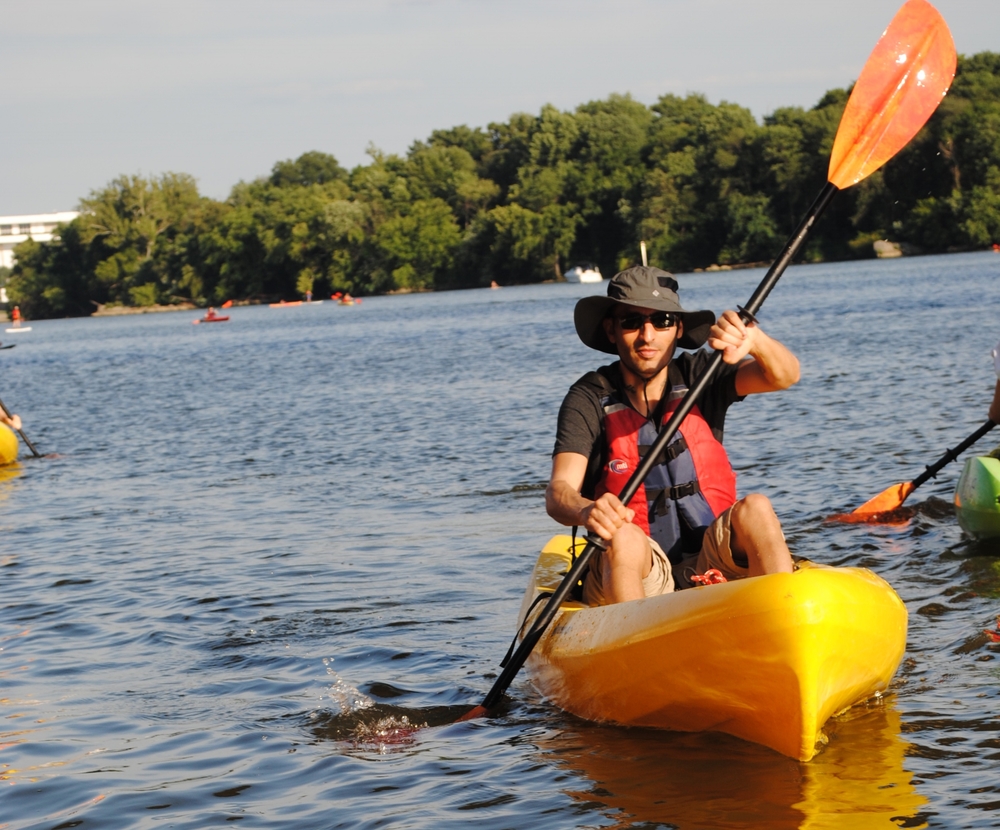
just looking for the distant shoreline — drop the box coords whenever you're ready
[6,247,995,322]
[91,302,198,317]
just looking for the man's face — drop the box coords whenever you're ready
[602,305,684,380]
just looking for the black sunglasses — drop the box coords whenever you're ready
[615,311,679,331]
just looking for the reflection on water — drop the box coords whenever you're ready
[536,698,925,830]
[800,703,927,830]
[0,460,21,489]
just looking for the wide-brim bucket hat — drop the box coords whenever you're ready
[574,266,716,354]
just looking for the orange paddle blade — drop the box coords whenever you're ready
[851,480,916,515]
[828,0,956,189]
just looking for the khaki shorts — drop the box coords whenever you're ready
[581,505,750,605]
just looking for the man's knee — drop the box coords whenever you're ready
[605,523,651,570]
[732,493,779,530]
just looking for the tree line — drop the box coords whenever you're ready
[9,52,1000,318]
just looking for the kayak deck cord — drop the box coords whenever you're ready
[499,591,553,668]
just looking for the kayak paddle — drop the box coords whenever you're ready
[835,419,997,520]
[0,394,41,458]
[458,0,956,722]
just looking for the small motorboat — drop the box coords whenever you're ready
[563,263,603,284]
[516,535,907,761]
[954,454,1000,539]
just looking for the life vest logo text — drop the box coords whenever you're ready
[609,459,629,474]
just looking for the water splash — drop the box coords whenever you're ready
[322,657,374,714]
[311,659,431,750]
[350,715,425,749]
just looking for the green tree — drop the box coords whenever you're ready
[372,197,462,291]
[565,94,653,273]
[404,144,499,227]
[639,94,760,270]
[200,174,354,301]
[270,151,348,187]
[76,173,213,305]
[7,223,96,317]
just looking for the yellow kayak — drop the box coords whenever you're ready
[517,535,907,761]
[0,423,18,465]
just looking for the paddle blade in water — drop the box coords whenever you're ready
[828,0,956,189]
[826,482,915,523]
[854,481,915,515]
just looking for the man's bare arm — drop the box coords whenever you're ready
[546,452,634,540]
[708,310,800,396]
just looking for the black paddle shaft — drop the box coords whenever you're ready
[0,394,41,458]
[910,418,997,490]
[477,181,840,712]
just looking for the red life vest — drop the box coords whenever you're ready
[592,370,737,563]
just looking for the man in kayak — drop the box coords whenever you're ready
[545,265,800,605]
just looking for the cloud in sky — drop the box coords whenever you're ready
[1,0,996,214]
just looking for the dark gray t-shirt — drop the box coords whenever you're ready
[553,350,743,462]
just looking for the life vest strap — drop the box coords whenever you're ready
[637,435,689,465]
[647,481,702,518]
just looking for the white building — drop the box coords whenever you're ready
[0,211,79,270]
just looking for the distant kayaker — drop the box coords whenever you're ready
[206,307,218,320]
[306,290,313,303]
[10,306,21,327]
[545,266,799,605]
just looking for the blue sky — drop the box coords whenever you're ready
[2,0,997,215]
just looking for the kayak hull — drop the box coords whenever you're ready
[0,423,18,464]
[518,536,907,761]
[954,456,1000,539]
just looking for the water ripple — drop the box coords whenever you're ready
[2,256,1000,827]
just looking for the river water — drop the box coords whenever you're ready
[2,251,999,829]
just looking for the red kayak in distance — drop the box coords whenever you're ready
[193,315,230,324]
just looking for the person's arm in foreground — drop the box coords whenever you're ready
[709,310,801,396]
[546,452,633,542]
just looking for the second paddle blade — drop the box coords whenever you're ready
[853,481,915,515]
[828,0,956,189]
